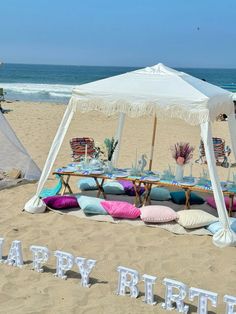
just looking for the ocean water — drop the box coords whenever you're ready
[0,63,235,103]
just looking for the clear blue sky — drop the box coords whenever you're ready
[1,0,236,68]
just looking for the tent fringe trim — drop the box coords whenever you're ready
[70,96,234,126]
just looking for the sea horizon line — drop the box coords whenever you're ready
[1,62,236,70]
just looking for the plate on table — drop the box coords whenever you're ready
[179,178,198,186]
[57,166,77,173]
[112,172,129,178]
[141,176,160,182]
[90,170,104,175]
[68,162,82,167]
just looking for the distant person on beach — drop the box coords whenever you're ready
[0,88,5,113]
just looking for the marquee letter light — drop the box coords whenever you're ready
[0,238,4,262]
[5,240,23,267]
[162,278,189,314]
[54,250,74,279]
[142,274,157,305]
[75,257,96,288]
[189,287,217,314]
[30,245,50,273]
[224,295,236,314]
[117,266,140,298]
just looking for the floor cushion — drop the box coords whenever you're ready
[43,195,79,209]
[103,181,125,195]
[118,180,145,196]
[77,195,107,215]
[206,218,236,234]
[177,210,218,229]
[206,196,236,211]
[150,187,171,201]
[101,201,140,219]
[77,178,101,191]
[140,205,178,223]
[170,191,205,205]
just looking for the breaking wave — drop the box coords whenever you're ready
[0,83,76,103]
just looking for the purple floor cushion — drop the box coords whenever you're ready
[118,180,145,196]
[206,196,236,211]
[101,201,141,219]
[43,195,79,209]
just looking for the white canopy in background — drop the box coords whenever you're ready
[25,63,236,248]
[0,112,41,181]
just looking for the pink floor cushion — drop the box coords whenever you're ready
[43,195,79,209]
[118,180,145,196]
[206,196,236,211]
[140,205,178,223]
[101,201,141,219]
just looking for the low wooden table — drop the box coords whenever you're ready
[53,171,147,207]
[52,171,235,216]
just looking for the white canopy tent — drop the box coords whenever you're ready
[25,63,236,248]
[0,112,41,181]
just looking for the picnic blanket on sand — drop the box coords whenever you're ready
[49,207,212,236]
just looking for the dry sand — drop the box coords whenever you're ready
[0,101,235,314]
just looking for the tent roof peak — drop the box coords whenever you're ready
[135,63,183,76]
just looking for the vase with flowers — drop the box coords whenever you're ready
[171,142,194,182]
[104,137,118,173]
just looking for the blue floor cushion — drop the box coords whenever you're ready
[77,178,101,191]
[206,218,236,234]
[150,187,171,201]
[103,181,125,195]
[170,191,205,205]
[76,195,107,215]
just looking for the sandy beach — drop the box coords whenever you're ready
[0,101,235,314]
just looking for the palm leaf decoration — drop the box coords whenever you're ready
[104,137,118,161]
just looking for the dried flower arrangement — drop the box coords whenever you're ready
[171,142,194,165]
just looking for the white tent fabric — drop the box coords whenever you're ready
[200,122,235,247]
[228,113,236,161]
[69,63,234,125]
[0,112,41,181]
[24,100,77,213]
[24,63,236,248]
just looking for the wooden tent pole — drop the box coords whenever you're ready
[149,115,157,170]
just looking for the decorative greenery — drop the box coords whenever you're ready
[171,142,194,165]
[104,137,118,161]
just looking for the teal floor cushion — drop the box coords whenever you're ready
[77,178,101,191]
[170,191,205,205]
[76,195,107,215]
[103,181,125,195]
[150,187,171,201]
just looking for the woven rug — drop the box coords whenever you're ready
[50,207,212,236]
